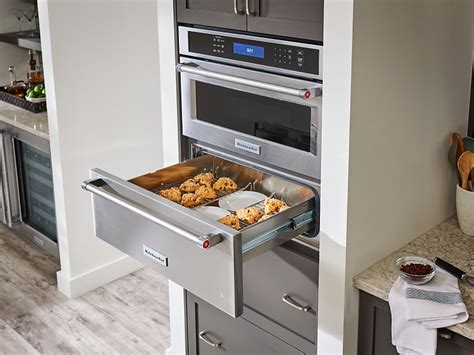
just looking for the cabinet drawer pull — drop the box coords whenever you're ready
[233,0,244,15]
[245,0,258,16]
[282,294,312,312]
[438,329,452,340]
[199,330,222,348]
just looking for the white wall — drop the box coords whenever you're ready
[38,0,164,297]
[319,1,473,353]
[0,0,33,84]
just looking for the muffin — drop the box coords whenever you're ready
[194,172,215,187]
[213,177,239,191]
[195,185,218,200]
[218,214,241,230]
[181,193,204,208]
[264,198,288,215]
[236,207,263,225]
[179,179,200,193]
[158,187,181,203]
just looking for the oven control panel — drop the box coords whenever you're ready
[186,30,321,78]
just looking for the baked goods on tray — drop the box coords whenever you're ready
[179,179,200,193]
[181,193,204,208]
[236,206,263,224]
[264,198,288,214]
[213,177,239,191]
[194,172,215,188]
[218,214,241,230]
[195,185,218,200]
[158,187,182,203]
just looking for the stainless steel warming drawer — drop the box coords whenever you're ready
[82,154,319,318]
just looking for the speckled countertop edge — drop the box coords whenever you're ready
[0,101,49,140]
[353,217,474,340]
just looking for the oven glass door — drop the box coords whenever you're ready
[195,81,313,152]
[179,58,322,180]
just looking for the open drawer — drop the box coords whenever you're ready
[82,154,319,317]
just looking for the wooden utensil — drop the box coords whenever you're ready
[452,133,466,185]
[457,151,474,191]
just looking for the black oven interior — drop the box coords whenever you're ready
[194,81,313,152]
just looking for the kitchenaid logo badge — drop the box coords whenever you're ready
[235,139,261,155]
[143,245,168,267]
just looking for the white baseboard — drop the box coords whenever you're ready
[165,347,186,355]
[57,255,143,298]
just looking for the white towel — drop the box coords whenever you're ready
[389,268,469,355]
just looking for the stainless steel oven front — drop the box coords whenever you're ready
[178,26,323,181]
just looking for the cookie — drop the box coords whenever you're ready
[213,177,239,191]
[236,206,263,224]
[194,172,215,187]
[181,193,203,208]
[179,179,200,193]
[264,198,288,215]
[195,185,218,200]
[218,214,241,230]
[158,187,181,203]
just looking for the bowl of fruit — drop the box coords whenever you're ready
[25,84,46,103]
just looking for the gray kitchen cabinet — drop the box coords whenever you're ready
[176,0,324,42]
[247,0,324,42]
[176,0,247,31]
[243,241,318,344]
[187,292,304,355]
[358,291,474,355]
[186,241,318,354]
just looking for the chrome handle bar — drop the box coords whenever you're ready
[82,178,221,250]
[176,63,319,99]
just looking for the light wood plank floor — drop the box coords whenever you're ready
[0,225,170,354]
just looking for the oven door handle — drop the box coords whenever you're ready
[176,63,321,99]
[81,178,222,250]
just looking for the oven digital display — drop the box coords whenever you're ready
[233,42,264,59]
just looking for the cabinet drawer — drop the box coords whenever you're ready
[82,154,318,318]
[187,292,306,355]
[243,242,318,343]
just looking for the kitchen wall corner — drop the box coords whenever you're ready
[38,0,164,298]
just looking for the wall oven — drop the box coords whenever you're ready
[0,128,58,258]
[82,26,323,318]
[178,27,323,180]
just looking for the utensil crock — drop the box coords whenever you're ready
[456,184,474,236]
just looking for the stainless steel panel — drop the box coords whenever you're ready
[178,26,323,81]
[84,154,317,318]
[179,58,322,180]
[86,168,242,317]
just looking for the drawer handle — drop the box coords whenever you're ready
[233,0,244,15]
[438,329,452,340]
[82,178,222,249]
[199,330,222,348]
[282,294,312,312]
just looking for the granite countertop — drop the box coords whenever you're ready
[0,101,49,140]
[353,217,474,340]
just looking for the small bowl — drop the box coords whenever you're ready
[395,256,436,285]
[25,96,46,103]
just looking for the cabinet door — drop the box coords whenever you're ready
[187,293,304,355]
[247,0,324,42]
[177,0,247,31]
[358,291,474,355]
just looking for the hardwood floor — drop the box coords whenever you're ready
[0,225,171,354]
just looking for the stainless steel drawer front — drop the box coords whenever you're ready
[84,169,243,317]
[83,155,317,318]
